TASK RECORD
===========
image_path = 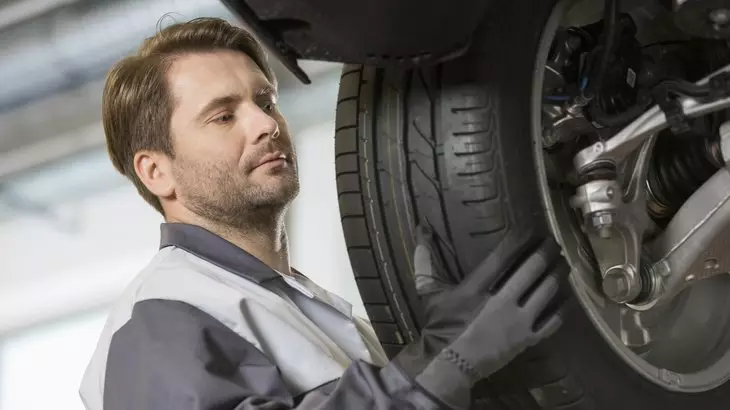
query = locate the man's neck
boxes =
[216,222,291,275]
[167,212,291,275]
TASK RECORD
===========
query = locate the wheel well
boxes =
[222,0,492,83]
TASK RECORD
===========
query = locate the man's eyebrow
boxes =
[255,84,277,98]
[196,94,243,121]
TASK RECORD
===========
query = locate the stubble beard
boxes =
[173,157,300,233]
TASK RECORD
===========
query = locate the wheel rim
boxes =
[531,0,730,393]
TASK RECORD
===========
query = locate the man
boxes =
[80,17,567,410]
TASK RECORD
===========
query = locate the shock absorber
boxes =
[646,131,724,222]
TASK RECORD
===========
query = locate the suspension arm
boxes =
[574,63,730,173]
[645,168,730,307]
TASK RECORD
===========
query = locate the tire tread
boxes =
[335,63,514,408]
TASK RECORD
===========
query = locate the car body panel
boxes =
[222,0,490,83]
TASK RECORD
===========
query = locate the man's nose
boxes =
[245,104,280,145]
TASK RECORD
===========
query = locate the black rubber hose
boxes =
[590,78,714,128]
[657,79,711,98]
[584,0,619,99]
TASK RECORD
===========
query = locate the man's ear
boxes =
[133,150,175,199]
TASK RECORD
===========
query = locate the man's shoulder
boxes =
[81,246,278,404]
[79,247,275,410]
[129,246,264,302]
[96,246,268,343]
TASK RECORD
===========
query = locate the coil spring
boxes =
[646,134,723,221]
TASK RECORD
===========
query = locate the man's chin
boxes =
[256,176,300,206]
[252,165,297,184]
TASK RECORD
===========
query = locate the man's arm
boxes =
[103,299,443,410]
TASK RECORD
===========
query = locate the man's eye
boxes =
[262,102,276,113]
[213,113,234,124]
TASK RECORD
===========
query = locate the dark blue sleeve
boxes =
[103,299,448,410]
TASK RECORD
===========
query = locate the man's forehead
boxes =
[167,50,272,100]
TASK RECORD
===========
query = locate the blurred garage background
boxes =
[0,0,363,408]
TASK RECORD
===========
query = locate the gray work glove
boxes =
[393,224,568,409]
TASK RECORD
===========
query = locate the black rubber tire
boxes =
[334,0,730,409]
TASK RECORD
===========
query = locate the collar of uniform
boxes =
[159,222,279,284]
[159,223,354,318]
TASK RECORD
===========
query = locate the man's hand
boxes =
[394,223,569,409]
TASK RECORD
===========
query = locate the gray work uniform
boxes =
[79,223,443,409]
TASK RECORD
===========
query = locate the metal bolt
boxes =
[598,226,612,238]
[602,267,634,303]
[567,96,590,116]
[710,9,730,26]
[591,211,614,238]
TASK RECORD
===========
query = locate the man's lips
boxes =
[254,151,289,169]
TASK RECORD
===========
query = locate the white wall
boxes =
[0,183,163,335]
[0,310,109,410]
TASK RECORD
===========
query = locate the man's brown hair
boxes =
[102,17,276,214]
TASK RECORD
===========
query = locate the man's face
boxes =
[166,50,299,228]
